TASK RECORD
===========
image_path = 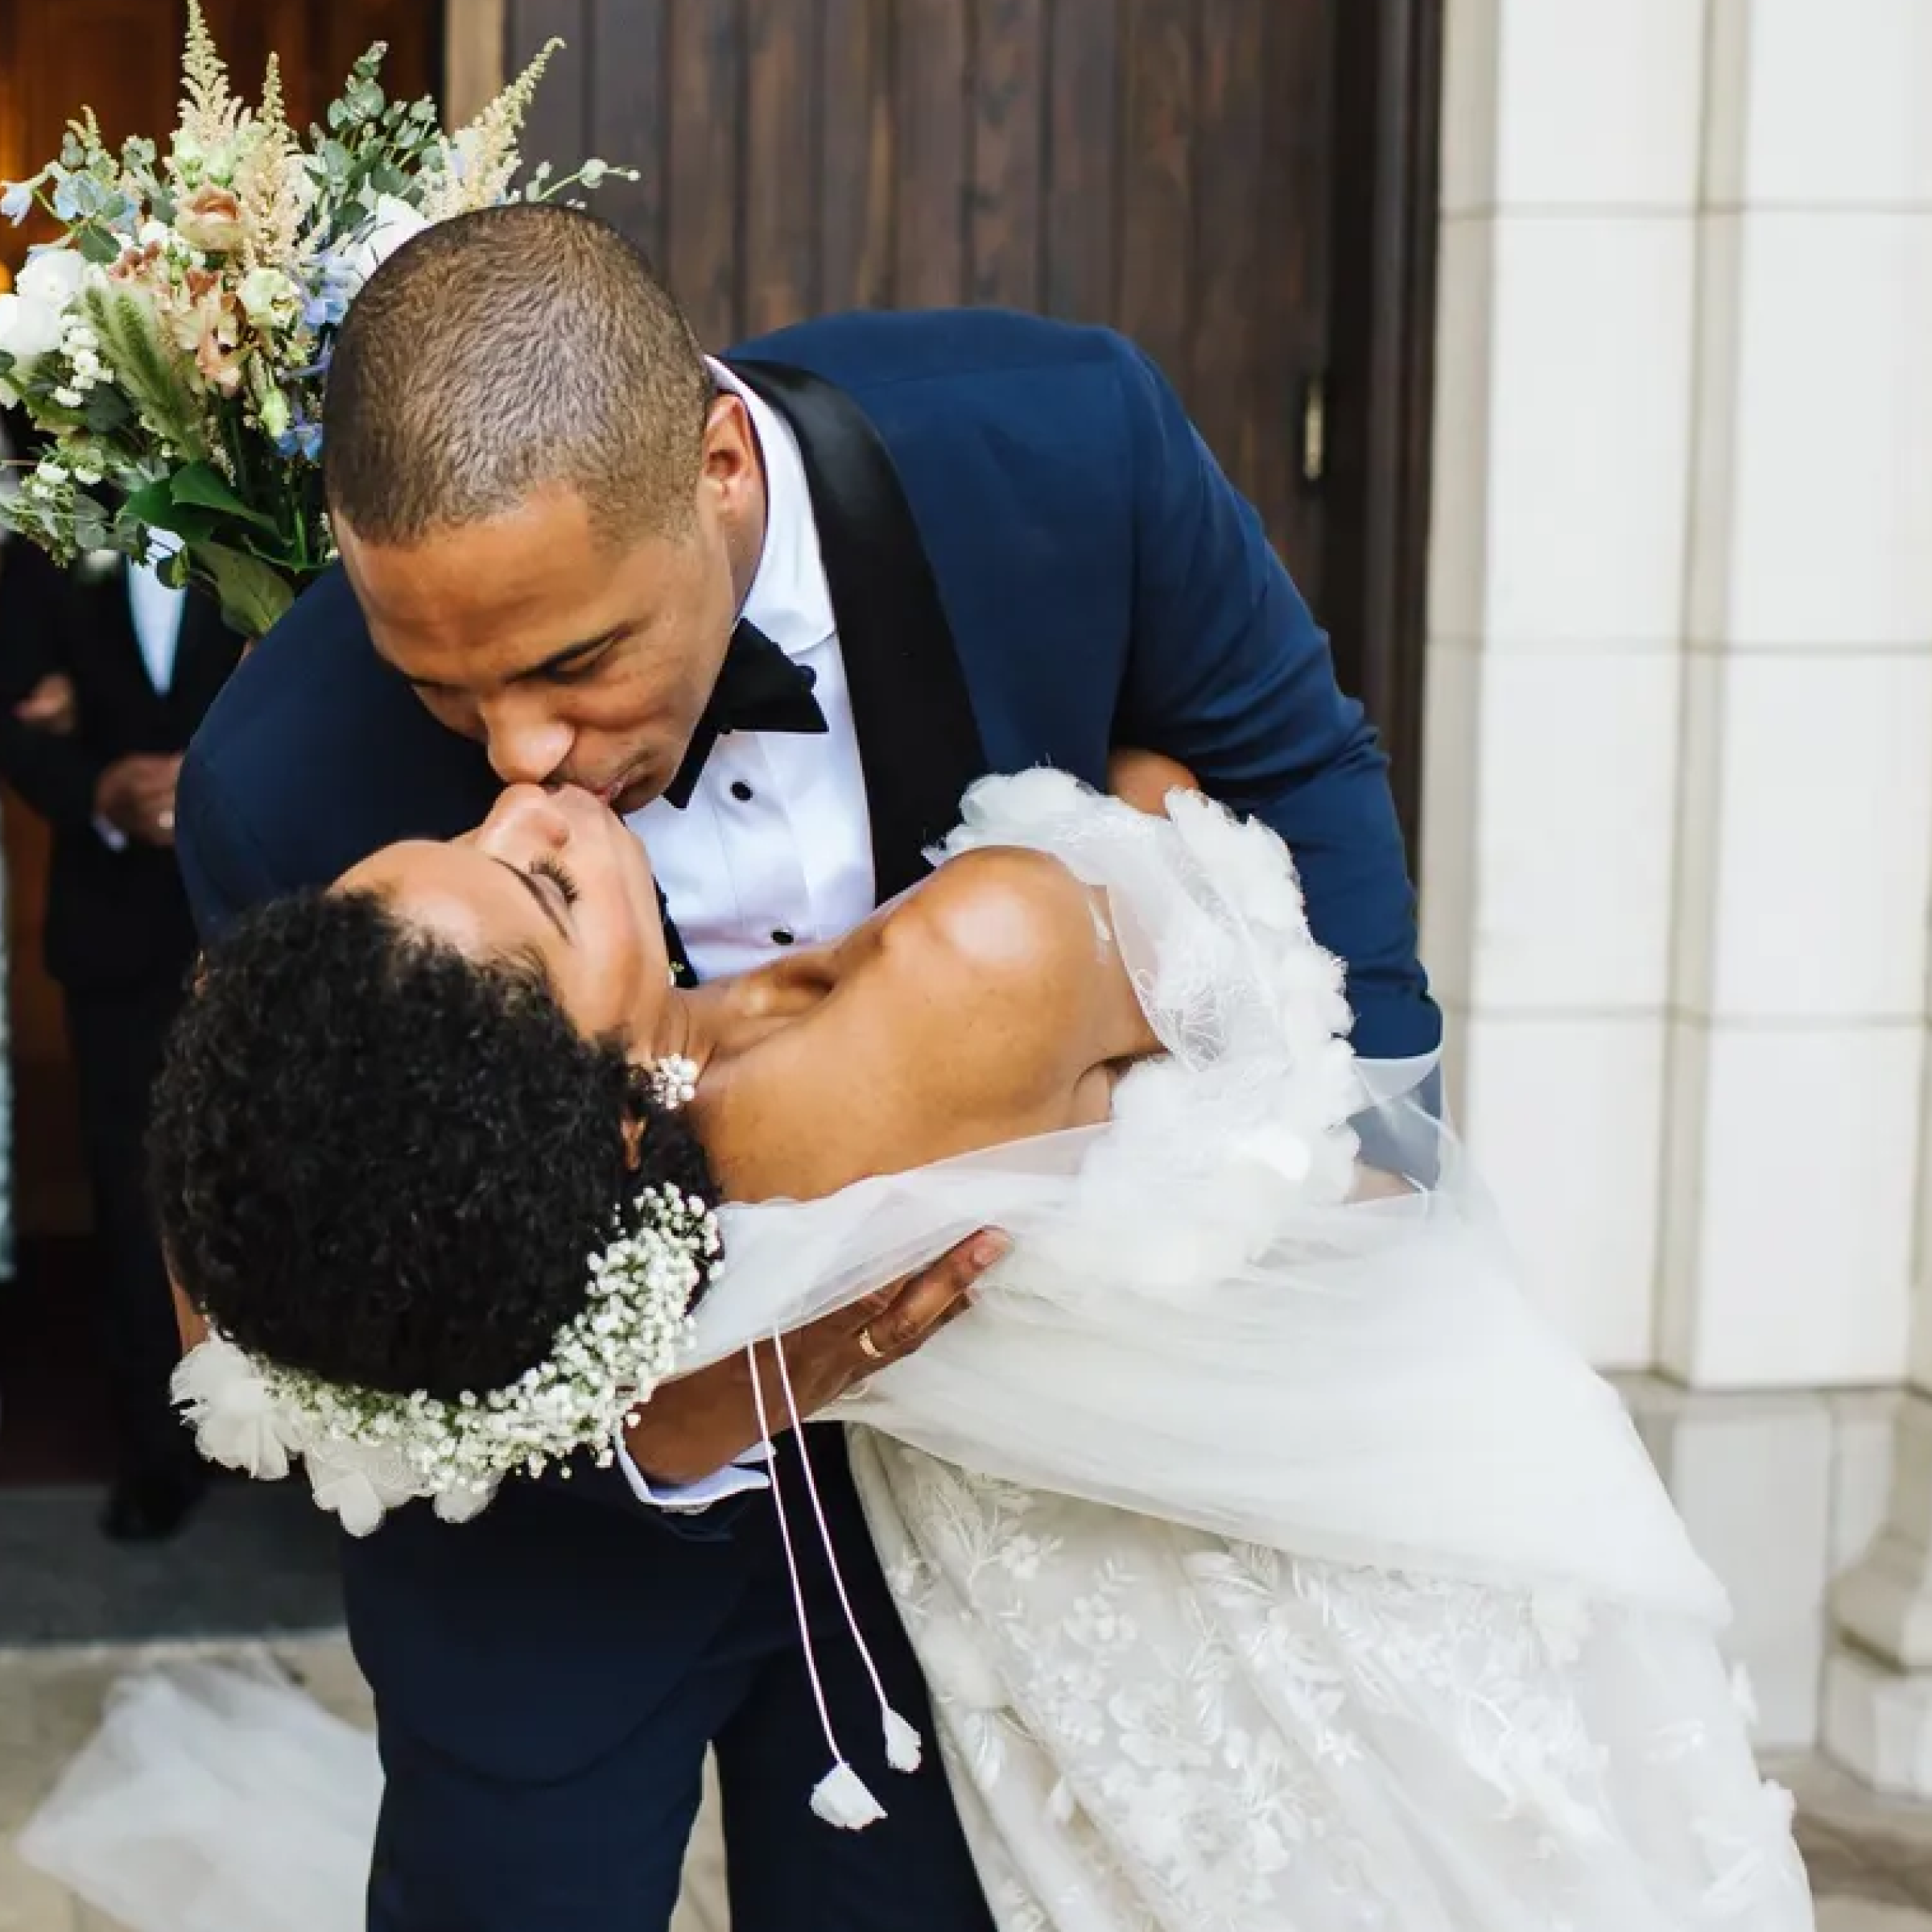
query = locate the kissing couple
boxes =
[25,206,1812,1931]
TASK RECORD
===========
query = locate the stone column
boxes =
[1424,0,1932,1757]
[1662,0,1932,1773]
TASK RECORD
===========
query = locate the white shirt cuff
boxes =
[617,1440,773,1513]
[93,815,128,852]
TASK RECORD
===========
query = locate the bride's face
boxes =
[339,786,671,1043]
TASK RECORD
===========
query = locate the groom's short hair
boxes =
[323,204,712,547]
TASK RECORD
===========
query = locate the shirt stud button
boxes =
[771,928,795,947]
[730,781,753,802]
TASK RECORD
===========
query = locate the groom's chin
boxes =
[606,771,665,817]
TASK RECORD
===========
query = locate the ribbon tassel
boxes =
[810,1761,888,1831]
[883,1707,924,1774]
[747,1339,896,1831]
[769,1334,927,1782]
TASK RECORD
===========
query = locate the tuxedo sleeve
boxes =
[1110,338,1441,1065]
[0,554,109,833]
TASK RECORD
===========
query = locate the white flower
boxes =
[0,247,88,400]
[171,1335,297,1481]
[918,1615,1009,1711]
[0,175,39,225]
[305,1453,407,1539]
[333,194,431,300]
[431,1480,498,1525]
[237,266,298,326]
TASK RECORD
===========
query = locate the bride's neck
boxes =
[644,989,712,1079]
[643,945,846,1080]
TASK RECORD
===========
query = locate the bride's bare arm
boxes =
[1108,745,1201,811]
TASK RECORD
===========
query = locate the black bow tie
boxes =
[663,618,828,808]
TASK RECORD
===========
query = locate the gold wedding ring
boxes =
[857,1323,886,1363]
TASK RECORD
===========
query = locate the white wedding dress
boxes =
[22,774,1813,1930]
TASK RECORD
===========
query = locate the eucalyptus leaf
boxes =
[69,493,110,551]
[76,223,120,265]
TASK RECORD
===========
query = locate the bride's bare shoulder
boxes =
[713,846,1158,1193]
[868,846,1158,1080]
[879,846,1101,980]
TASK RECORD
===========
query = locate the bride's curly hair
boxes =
[149,890,719,1402]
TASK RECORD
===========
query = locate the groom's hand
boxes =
[623,1232,1009,1486]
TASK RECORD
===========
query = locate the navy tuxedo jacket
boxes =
[176,308,1438,1777]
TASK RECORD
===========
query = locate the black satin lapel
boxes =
[658,885,697,989]
[728,357,985,903]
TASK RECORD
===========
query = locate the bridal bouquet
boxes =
[0,3,630,637]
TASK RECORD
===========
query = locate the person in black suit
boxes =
[0,538,242,1538]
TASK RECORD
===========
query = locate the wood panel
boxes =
[816,0,894,312]
[967,0,1045,310]
[505,0,1339,604]
[588,0,667,264]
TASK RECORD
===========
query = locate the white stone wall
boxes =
[1425,0,1932,1753]
[1427,0,1932,1381]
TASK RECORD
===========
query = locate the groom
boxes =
[177,206,1438,1928]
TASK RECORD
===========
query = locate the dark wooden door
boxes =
[509,0,1335,607]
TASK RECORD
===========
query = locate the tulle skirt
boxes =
[19,1660,381,1932]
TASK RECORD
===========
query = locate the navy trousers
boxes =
[363,1440,994,1931]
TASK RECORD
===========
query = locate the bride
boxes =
[25,758,1812,1930]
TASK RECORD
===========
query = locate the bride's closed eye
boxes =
[529,855,580,906]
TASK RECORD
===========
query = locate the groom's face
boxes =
[339,398,763,815]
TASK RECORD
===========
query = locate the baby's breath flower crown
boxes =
[172,1180,720,1537]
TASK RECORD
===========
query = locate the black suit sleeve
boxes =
[0,549,111,834]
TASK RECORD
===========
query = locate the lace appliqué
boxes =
[856,1439,1812,1932]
